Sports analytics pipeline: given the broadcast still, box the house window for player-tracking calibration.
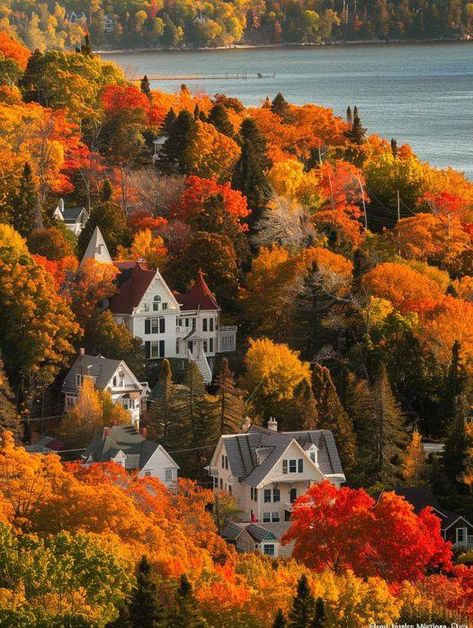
[272,512,280,522]
[263,544,275,556]
[209,318,214,332]
[113,376,117,386]
[263,512,271,523]
[143,303,150,312]
[273,488,280,502]
[298,459,303,473]
[290,488,297,503]
[264,489,271,503]
[185,318,189,327]
[457,527,467,545]
[165,469,173,483]
[203,341,208,353]
[251,487,258,502]
[176,340,180,354]
[203,318,208,332]
[153,295,161,311]
[310,450,316,462]
[282,460,288,474]
[219,478,223,489]
[75,374,83,387]
[149,340,165,359]
[222,454,225,468]
[162,303,168,310]
[225,456,228,470]
[151,318,160,333]
[209,338,214,352]
[289,460,297,473]
[228,485,232,495]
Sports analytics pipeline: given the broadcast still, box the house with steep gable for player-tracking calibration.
[54,198,89,236]
[211,419,345,557]
[80,226,112,267]
[83,425,179,489]
[62,352,149,426]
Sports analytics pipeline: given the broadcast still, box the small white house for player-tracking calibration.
[54,198,89,236]
[62,352,149,426]
[210,420,345,557]
[82,425,179,489]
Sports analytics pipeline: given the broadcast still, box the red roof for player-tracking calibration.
[177,271,220,311]
[109,262,156,315]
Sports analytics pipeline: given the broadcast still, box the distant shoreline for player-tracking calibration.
[97,37,471,55]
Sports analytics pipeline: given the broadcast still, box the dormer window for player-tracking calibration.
[153,295,161,311]
[309,446,318,464]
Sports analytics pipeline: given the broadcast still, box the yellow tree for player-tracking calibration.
[116,228,167,270]
[402,429,428,486]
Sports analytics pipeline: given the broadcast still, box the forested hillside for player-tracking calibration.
[1,0,473,51]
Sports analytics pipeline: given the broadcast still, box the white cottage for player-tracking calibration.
[62,352,149,426]
[209,421,346,557]
[53,198,89,236]
[83,425,179,489]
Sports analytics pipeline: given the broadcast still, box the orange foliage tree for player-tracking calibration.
[0,33,30,70]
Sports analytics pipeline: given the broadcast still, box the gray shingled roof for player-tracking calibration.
[63,354,125,392]
[221,521,291,543]
[223,425,344,488]
[83,425,159,470]
[62,206,87,223]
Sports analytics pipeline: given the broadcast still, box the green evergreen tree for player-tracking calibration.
[211,358,245,434]
[232,118,272,228]
[148,359,179,441]
[208,103,234,136]
[78,200,130,256]
[311,364,356,469]
[159,109,197,175]
[101,178,113,202]
[129,556,162,628]
[162,108,176,134]
[345,106,366,145]
[9,163,38,238]
[288,575,315,627]
[278,379,318,431]
[80,34,93,56]
[140,75,152,99]
[443,394,469,488]
[441,341,466,437]
[391,138,398,158]
[271,92,291,121]
[313,598,326,628]
[273,608,287,628]
[168,575,208,628]
[346,105,352,124]
[0,353,21,438]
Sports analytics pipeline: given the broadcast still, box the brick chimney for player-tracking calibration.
[79,347,85,356]
[103,426,111,439]
[267,417,278,432]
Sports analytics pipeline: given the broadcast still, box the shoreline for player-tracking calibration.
[97,37,471,55]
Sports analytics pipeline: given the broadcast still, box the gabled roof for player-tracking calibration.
[62,207,88,223]
[175,271,219,312]
[80,226,112,267]
[220,425,345,488]
[83,425,178,471]
[221,520,291,543]
[109,263,157,315]
[62,354,141,392]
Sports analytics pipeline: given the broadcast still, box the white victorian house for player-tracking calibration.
[82,425,179,490]
[80,227,237,383]
[210,420,346,558]
[62,352,149,426]
[53,198,89,236]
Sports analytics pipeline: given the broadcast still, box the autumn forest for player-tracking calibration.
[0,24,472,628]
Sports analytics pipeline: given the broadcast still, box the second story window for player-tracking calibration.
[289,460,297,473]
[290,488,297,503]
[298,459,303,472]
[209,318,214,332]
[203,318,208,332]
[264,489,271,503]
[282,460,288,474]
[273,488,280,502]
[153,295,161,311]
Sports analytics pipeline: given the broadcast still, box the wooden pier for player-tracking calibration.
[131,72,275,82]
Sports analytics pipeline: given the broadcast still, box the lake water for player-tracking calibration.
[103,43,473,178]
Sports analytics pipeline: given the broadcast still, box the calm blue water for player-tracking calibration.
[103,43,473,177]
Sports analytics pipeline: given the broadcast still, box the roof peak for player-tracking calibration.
[80,225,112,267]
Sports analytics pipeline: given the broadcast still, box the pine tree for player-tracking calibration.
[159,109,197,175]
[278,379,318,431]
[168,575,208,628]
[288,575,315,627]
[311,364,356,469]
[345,106,366,145]
[441,341,466,437]
[80,34,92,56]
[208,103,234,136]
[273,608,287,628]
[402,429,428,486]
[391,138,398,158]
[346,105,352,125]
[370,363,408,485]
[0,353,21,438]
[10,162,37,238]
[148,359,178,441]
[162,108,176,134]
[140,75,151,99]
[211,358,245,434]
[101,178,113,202]
[271,92,291,121]
[443,394,469,488]
[129,556,162,628]
[232,117,272,228]
[313,598,326,628]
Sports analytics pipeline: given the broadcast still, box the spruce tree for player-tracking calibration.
[346,105,353,124]
[148,359,178,441]
[443,394,469,488]
[208,103,234,136]
[288,575,315,627]
[313,598,326,628]
[273,609,287,628]
[391,138,398,158]
[370,363,408,485]
[162,108,176,134]
[278,379,318,431]
[441,341,466,437]
[168,575,208,628]
[211,358,245,434]
[10,162,37,238]
[232,118,272,228]
[159,109,197,175]
[345,106,366,145]
[140,75,151,99]
[0,353,21,438]
[271,92,291,121]
[311,364,356,469]
[101,178,113,202]
[129,556,162,628]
